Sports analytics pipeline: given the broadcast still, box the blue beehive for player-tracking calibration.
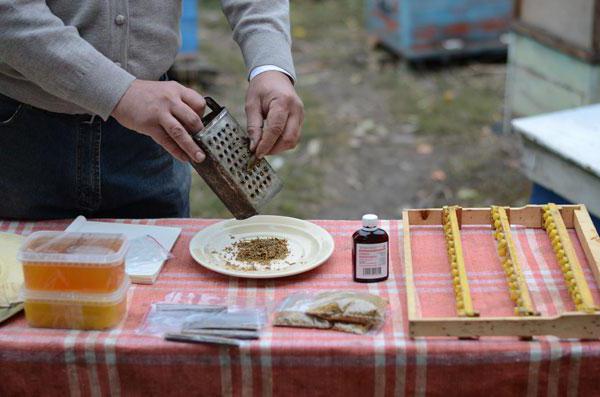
[366,0,513,60]
[180,0,199,54]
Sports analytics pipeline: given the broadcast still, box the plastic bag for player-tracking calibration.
[272,293,332,329]
[273,291,387,335]
[126,235,173,278]
[139,302,266,345]
[183,308,266,331]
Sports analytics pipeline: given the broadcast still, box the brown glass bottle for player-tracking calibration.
[352,214,389,283]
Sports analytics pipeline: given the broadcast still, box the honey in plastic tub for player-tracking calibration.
[18,231,128,293]
[23,278,130,330]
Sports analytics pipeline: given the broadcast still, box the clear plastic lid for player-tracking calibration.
[17,231,129,265]
[23,277,130,304]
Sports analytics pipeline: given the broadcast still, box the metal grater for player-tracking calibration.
[190,97,283,220]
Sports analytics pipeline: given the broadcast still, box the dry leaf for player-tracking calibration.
[443,90,455,102]
[293,26,307,39]
[416,143,433,155]
[430,169,447,181]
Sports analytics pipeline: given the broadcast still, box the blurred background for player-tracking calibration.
[171,0,598,221]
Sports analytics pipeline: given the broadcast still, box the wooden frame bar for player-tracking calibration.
[442,206,478,317]
[491,206,538,316]
[404,204,600,338]
[543,204,597,313]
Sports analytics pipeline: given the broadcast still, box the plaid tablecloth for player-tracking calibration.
[1,218,599,397]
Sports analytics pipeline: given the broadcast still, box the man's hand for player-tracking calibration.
[245,71,304,159]
[111,80,206,163]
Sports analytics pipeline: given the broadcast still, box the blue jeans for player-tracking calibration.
[0,94,190,220]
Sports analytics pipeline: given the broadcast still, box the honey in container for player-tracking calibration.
[17,232,128,293]
[23,278,130,330]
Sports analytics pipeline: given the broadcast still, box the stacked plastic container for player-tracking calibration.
[17,232,129,330]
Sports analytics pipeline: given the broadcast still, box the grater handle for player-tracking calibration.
[201,97,224,126]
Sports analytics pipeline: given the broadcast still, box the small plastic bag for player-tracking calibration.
[273,291,388,334]
[139,302,266,339]
[126,235,173,278]
[272,293,332,329]
[182,308,267,331]
[307,291,387,326]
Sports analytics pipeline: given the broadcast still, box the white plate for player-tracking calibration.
[189,215,335,279]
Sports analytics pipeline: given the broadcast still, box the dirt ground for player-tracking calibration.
[189,0,530,219]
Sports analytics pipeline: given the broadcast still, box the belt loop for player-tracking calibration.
[83,114,97,124]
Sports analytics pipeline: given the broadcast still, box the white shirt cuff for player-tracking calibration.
[249,65,294,82]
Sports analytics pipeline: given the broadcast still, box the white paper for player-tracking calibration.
[65,216,181,284]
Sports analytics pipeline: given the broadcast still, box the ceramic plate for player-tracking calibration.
[189,215,335,278]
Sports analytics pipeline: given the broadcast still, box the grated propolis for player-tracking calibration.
[233,237,289,264]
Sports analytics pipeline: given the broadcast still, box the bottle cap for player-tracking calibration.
[362,214,378,228]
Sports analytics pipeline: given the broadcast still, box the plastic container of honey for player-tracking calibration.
[17,231,128,293]
[23,278,130,330]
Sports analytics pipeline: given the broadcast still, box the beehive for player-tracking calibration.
[366,0,512,60]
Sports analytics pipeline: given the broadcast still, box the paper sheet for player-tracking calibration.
[65,216,181,284]
[0,232,24,307]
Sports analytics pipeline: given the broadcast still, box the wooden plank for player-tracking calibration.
[403,212,418,321]
[443,206,477,317]
[512,22,598,63]
[543,204,597,313]
[508,33,600,107]
[406,205,580,228]
[491,206,538,316]
[594,0,600,54]
[409,312,600,338]
[574,205,600,289]
[518,0,595,52]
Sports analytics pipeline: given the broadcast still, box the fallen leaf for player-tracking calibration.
[443,90,455,102]
[416,143,433,155]
[430,169,447,181]
[306,139,321,157]
[456,188,478,200]
[350,73,362,85]
[293,26,307,39]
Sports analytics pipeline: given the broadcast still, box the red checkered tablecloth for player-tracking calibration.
[1,218,600,397]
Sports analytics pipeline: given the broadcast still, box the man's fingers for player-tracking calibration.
[269,113,302,155]
[255,103,289,159]
[159,113,205,162]
[181,88,206,118]
[245,100,263,151]
[150,129,189,162]
[172,103,204,133]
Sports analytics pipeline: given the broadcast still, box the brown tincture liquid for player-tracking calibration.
[352,214,389,283]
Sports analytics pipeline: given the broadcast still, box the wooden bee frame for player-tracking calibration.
[403,204,600,338]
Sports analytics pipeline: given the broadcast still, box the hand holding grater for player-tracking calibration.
[190,97,283,220]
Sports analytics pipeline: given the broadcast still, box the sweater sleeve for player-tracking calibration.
[0,0,136,119]
[220,0,296,81]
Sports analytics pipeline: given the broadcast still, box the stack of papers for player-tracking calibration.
[66,216,181,284]
[0,232,24,323]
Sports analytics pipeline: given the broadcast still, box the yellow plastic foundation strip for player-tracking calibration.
[542,204,597,313]
[442,206,478,317]
[491,206,538,316]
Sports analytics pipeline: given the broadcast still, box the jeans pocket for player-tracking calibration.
[0,97,25,127]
